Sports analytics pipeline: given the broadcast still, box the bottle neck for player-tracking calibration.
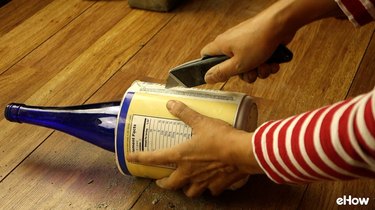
[4,102,120,152]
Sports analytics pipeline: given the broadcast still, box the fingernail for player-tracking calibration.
[204,71,214,83]
[166,100,176,110]
[156,179,165,188]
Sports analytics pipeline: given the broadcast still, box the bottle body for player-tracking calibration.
[5,102,120,152]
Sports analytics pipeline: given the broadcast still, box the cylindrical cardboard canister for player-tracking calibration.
[115,81,258,179]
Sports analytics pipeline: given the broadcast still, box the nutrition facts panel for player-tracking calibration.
[129,115,192,152]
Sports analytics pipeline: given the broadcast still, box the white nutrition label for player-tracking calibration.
[129,115,192,153]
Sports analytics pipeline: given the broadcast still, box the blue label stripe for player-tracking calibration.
[116,92,135,175]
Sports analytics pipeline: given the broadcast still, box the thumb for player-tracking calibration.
[201,40,239,83]
[166,100,203,128]
[204,58,240,83]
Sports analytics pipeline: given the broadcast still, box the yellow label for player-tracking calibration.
[116,81,245,179]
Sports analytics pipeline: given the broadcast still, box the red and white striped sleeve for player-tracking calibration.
[252,88,375,184]
[335,0,375,26]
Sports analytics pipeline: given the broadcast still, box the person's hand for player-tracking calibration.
[127,100,263,197]
[201,3,296,83]
[201,0,343,84]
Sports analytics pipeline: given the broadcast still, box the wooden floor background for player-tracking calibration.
[1,0,375,209]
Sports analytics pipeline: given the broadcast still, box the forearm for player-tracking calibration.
[269,0,375,33]
[258,0,343,39]
[252,89,375,184]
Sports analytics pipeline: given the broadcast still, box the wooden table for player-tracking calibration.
[1,0,374,209]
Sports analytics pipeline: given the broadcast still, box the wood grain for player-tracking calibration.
[132,176,304,210]
[0,0,53,35]
[0,1,131,114]
[0,0,94,74]
[346,31,375,97]
[297,29,375,210]
[0,2,173,181]
[298,180,375,210]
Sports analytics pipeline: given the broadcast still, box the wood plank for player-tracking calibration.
[297,180,375,210]
[297,30,375,210]
[0,1,130,116]
[0,5,173,181]
[132,175,304,210]
[0,0,53,35]
[0,0,94,74]
[0,73,160,209]
[346,31,375,97]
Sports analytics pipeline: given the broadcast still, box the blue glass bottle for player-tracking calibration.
[4,102,120,152]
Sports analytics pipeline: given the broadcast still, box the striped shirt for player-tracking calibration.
[336,0,375,26]
[252,88,375,184]
[252,0,375,185]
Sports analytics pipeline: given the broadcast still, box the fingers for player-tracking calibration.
[158,177,208,198]
[241,71,257,83]
[154,165,249,197]
[126,147,180,165]
[207,61,281,84]
[156,168,246,197]
[204,58,242,83]
[183,182,208,198]
[156,169,189,190]
[208,172,249,196]
[240,63,280,83]
[129,101,203,165]
[202,39,282,84]
[257,64,272,79]
[166,100,203,128]
[227,175,249,191]
[202,40,249,84]
[270,63,280,74]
